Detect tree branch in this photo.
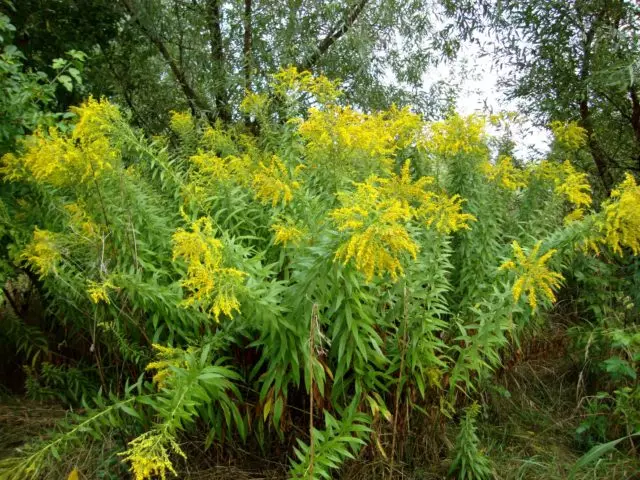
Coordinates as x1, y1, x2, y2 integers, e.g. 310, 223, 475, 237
120, 0, 214, 121
205, 0, 232, 122
297, 0, 369, 72
578, 13, 612, 193
243, 0, 253, 92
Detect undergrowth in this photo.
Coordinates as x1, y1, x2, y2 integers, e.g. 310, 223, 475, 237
0, 59, 638, 480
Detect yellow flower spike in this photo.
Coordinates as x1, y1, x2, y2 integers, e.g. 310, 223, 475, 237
189, 151, 231, 180
271, 221, 307, 246
481, 156, 528, 190
500, 241, 564, 310
145, 344, 188, 388
64, 202, 100, 240
423, 114, 487, 157
375, 160, 434, 210
550, 121, 587, 150
21, 228, 61, 277
240, 91, 269, 116
595, 173, 640, 255
119, 430, 185, 480
87, 280, 115, 305
563, 208, 585, 225
169, 110, 194, 137
1, 97, 120, 187
172, 217, 247, 321
556, 161, 592, 208
330, 182, 418, 282
251, 155, 300, 207
271, 66, 341, 104
298, 105, 422, 177
419, 193, 476, 234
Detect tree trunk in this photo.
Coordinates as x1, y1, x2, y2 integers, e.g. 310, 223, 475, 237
297, 0, 369, 72
121, 0, 213, 121
242, 0, 253, 92
205, 0, 232, 122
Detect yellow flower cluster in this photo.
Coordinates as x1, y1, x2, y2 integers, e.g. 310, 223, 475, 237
200, 122, 237, 155
169, 110, 195, 138
419, 193, 476, 234
531, 160, 592, 222
240, 91, 269, 117
65, 202, 100, 240
424, 114, 487, 157
119, 430, 185, 480
251, 155, 301, 207
87, 280, 115, 305
172, 218, 246, 321
500, 241, 564, 309
21, 229, 61, 277
189, 151, 254, 186
555, 161, 592, 209
298, 105, 422, 176
481, 156, 527, 190
271, 221, 307, 246
374, 160, 434, 209
71, 96, 121, 140
0, 97, 120, 186
331, 181, 419, 282
145, 344, 188, 388
374, 161, 476, 234
550, 121, 587, 150
588, 173, 640, 255
271, 66, 341, 104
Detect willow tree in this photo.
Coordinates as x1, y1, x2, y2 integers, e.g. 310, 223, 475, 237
445, 0, 640, 194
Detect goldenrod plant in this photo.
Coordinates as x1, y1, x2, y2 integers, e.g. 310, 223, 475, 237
1, 68, 639, 480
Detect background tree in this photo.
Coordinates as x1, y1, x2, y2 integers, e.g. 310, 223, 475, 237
444, 0, 640, 194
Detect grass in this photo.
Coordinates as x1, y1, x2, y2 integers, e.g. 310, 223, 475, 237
1, 319, 638, 479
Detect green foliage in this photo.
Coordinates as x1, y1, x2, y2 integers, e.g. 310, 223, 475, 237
0, 65, 639, 480
449, 403, 493, 480
289, 402, 371, 480
0, 12, 85, 154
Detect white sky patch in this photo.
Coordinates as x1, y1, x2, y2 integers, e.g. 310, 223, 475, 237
423, 35, 552, 160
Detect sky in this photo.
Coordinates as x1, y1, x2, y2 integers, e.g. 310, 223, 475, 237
426, 34, 552, 159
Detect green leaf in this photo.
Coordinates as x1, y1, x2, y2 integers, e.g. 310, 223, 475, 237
58, 74, 73, 92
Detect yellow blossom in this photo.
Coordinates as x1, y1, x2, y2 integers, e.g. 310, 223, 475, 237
424, 114, 487, 157
357, 161, 475, 235
550, 121, 587, 150
240, 91, 269, 116
87, 280, 115, 305
172, 217, 246, 321
0, 97, 120, 186
418, 193, 476, 234
200, 122, 237, 155
556, 161, 592, 208
271, 66, 341, 104
481, 156, 528, 190
563, 208, 585, 225
589, 173, 640, 255
70, 96, 121, 140
65, 202, 100, 240
375, 160, 434, 210
531, 160, 592, 221
189, 151, 254, 186
331, 182, 418, 282
271, 221, 307, 246
298, 105, 422, 178
21, 229, 61, 276
119, 430, 185, 480
169, 110, 194, 137
251, 155, 300, 207
145, 344, 188, 388
500, 241, 564, 309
